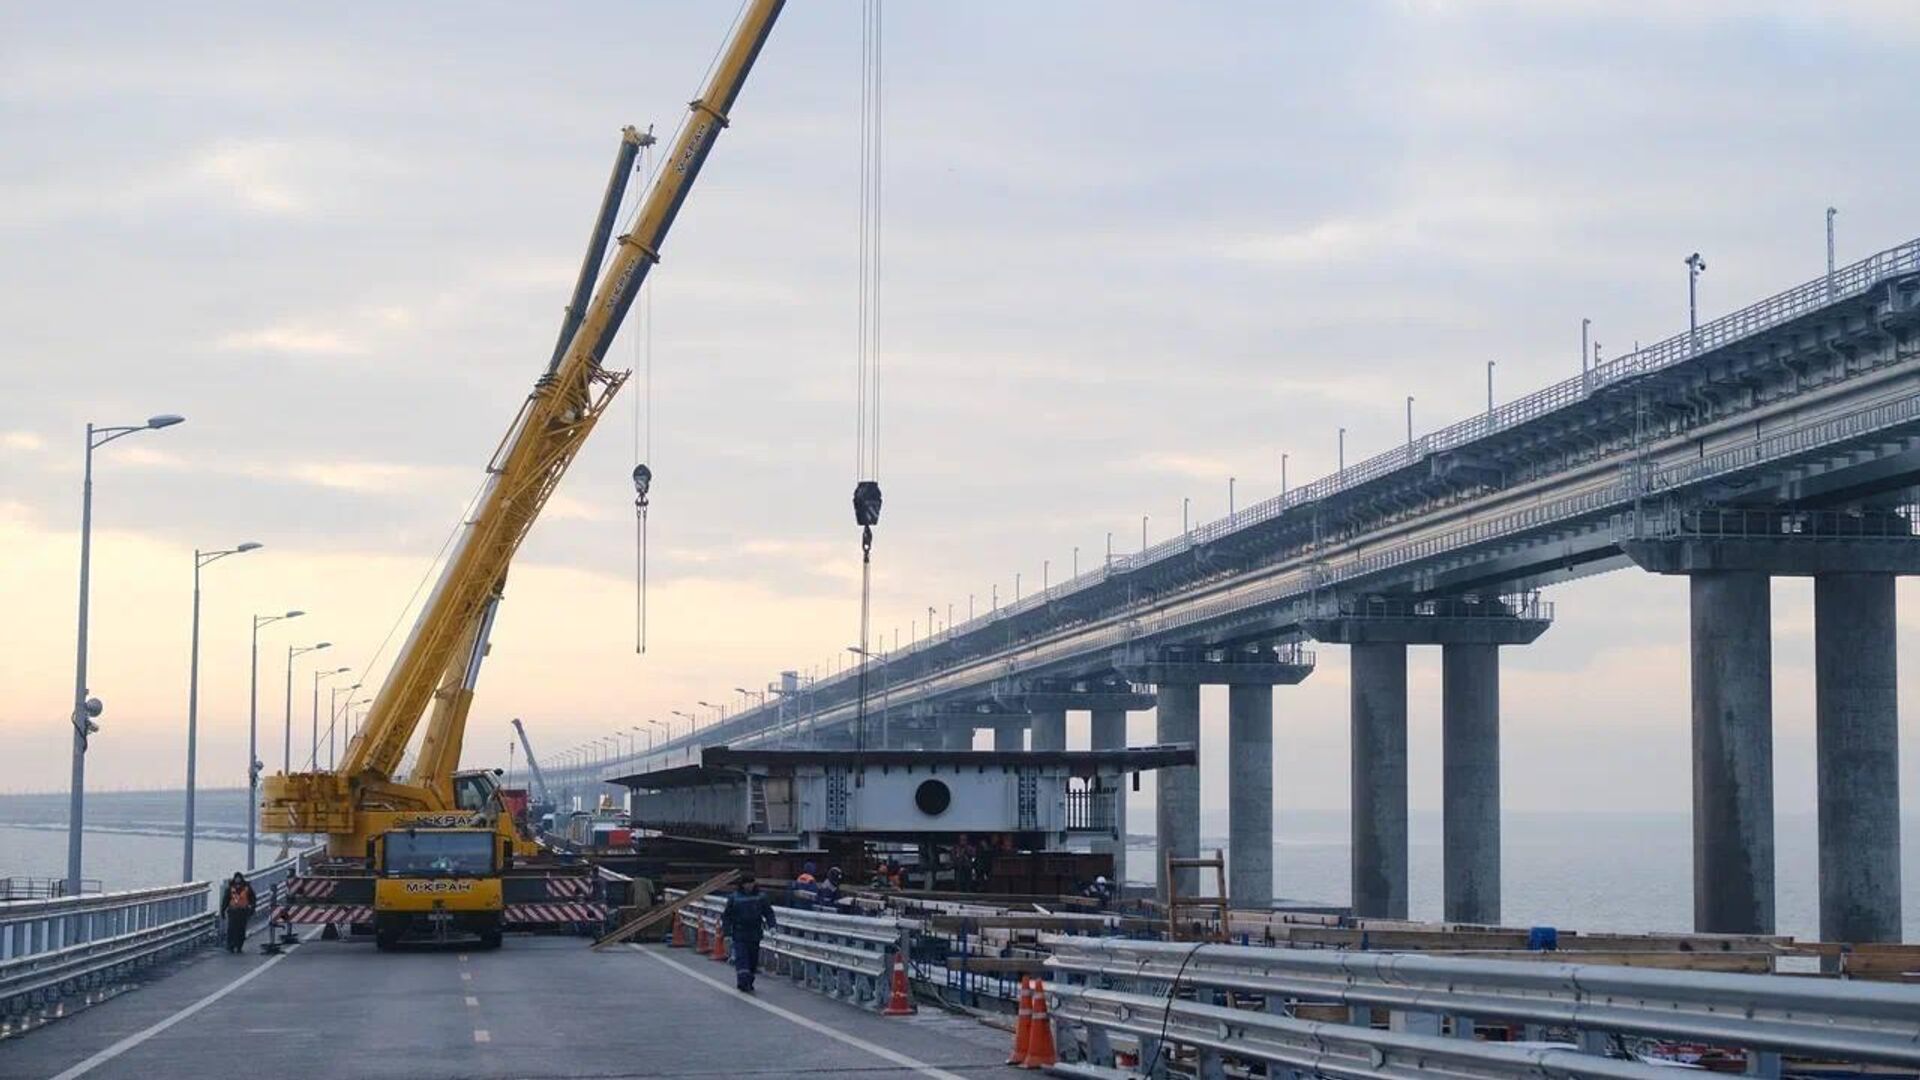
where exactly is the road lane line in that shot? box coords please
[465,995,479,1007]
[473,1029,491,1043]
[51,932,316,1080]
[635,946,969,1080]
[460,971,472,981]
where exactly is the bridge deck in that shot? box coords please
[4,936,1020,1080]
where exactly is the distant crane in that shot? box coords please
[510,718,556,820]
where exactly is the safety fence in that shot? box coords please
[671,892,911,1011]
[0,847,314,1021]
[1040,935,1920,1078]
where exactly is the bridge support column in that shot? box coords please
[1029,710,1067,752]
[1227,684,1274,910]
[1442,643,1500,925]
[1090,708,1129,875]
[1350,642,1410,920]
[1689,571,1776,935]
[1155,682,1202,902]
[1814,573,1903,943]
[1306,599,1550,922]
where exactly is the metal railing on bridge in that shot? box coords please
[1040,935,1920,1077]
[672,891,912,1011]
[0,848,313,1022]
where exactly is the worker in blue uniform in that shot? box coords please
[721,874,778,992]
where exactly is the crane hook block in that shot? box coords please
[853,480,883,527]
[632,463,653,508]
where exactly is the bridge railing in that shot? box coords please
[673,892,910,1010]
[1041,935,1920,1074]
[0,881,214,1018]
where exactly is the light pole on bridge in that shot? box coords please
[67,413,185,895]
[284,642,331,774]
[1686,251,1707,354]
[312,666,349,769]
[183,540,261,883]
[248,610,304,871]
[1826,206,1838,297]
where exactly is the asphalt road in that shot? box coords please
[1,935,1027,1079]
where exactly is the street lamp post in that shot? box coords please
[1826,206,1837,297]
[183,540,261,881]
[1337,427,1346,473]
[312,666,349,769]
[285,642,332,773]
[1141,514,1148,552]
[249,610,304,870]
[67,413,184,895]
[328,683,361,769]
[1686,252,1707,353]
[1281,453,1289,500]
[1182,496,1190,534]
[1405,398,1414,448]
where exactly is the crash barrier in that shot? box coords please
[668,890,913,1012]
[0,880,212,1018]
[1042,935,1920,1076]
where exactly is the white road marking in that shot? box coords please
[51,932,317,1080]
[473,1029,491,1043]
[635,947,969,1080]
[460,971,472,982]
[465,995,479,1007]
[459,954,469,962]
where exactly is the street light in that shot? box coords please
[183,540,261,882]
[248,610,304,870]
[1826,206,1837,297]
[312,666,349,769]
[1486,360,1496,415]
[68,413,185,895]
[1685,252,1707,353]
[1228,476,1236,519]
[1281,452,1289,500]
[285,642,332,773]
[1337,427,1346,473]
[1182,496,1190,534]
[328,683,361,769]
[1141,514,1148,552]
[1405,398,1414,448]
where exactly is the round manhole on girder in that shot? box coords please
[914,778,952,816]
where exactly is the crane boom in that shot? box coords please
[261,0,786,849]
[510,718,554,810]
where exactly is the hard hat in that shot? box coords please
[1095,875,1108,885]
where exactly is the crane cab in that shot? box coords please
[371,827,506,950]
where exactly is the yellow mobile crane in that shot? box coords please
[260,0,786,949]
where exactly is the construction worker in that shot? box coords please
[815,866,844,909]
[720,874,777,992]
[790,861,819,909]
[217,872,255,953]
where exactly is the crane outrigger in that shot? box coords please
[259,0,786,948]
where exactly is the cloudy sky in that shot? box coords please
[2,2,1917,837]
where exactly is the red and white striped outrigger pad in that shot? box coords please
[286,878,340,899]
[504,903,607,924]
[543,878,595,898]
[279,905,371,925]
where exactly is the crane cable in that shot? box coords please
[632,133,658,655]
[851,0,885,759]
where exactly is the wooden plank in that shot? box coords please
[590,868,740,949]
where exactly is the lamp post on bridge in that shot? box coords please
[183,540,261,883]
[1826,206,1837,297]
[1337,427,1346,473]
[67,413,186,895]
[1405,397,1414,448]
[312,666,349,769]
[1686,252,1707,354]
[1281,452,1289,500]
[328,683,362,769]
[284,641,331,774]
[1486,360,1496,416]
[248,610,304,871]
[1182,496,1190,534]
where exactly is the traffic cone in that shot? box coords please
[881,952,915,1015]
[1005,978,1034,1065]
[695,919,709,953]
[1021,981,1058,1069]
[670,912,687,948]
[709,922,729,962]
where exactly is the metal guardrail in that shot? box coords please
[1042,936,1920,1072]
[673,892,909,1010]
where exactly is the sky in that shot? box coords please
[2,2,1918,835]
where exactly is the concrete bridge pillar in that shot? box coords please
[1689,571,1776,934]
[1349,642,1410,920]
[1153,682,1202,902]
[1227,684,1275,909]
[1442,643,1501,925]
[1814,572,1903,943]
[1306,600,1550,922]
[1029,709,1067,752]
[1089,707,1129,874]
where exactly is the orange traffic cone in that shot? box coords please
[1021,981,1058,1069]
[881,953,915,1015]
[694,919,709,953]
[709,922,729,962]
[671,912,687,948]
[1006,978,1034,1065]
